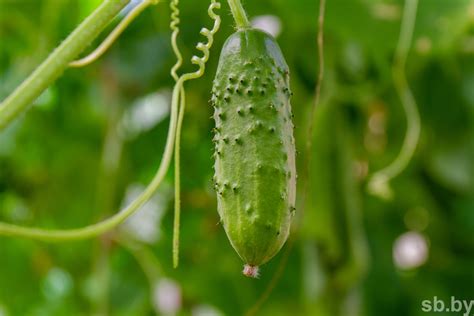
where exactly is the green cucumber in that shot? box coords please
[210,28,296,277]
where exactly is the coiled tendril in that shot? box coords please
[170,0,221,268]
[170,0,183,81]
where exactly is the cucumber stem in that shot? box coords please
[227,0,250,29]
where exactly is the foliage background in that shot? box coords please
[0,0,473,315]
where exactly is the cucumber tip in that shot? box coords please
[243,264,259,278]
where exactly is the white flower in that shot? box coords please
[393,231,429,270]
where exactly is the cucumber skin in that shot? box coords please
[211,29,296,266]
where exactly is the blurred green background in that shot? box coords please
[0,0,473,315]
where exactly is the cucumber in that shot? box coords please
[210,28,296,277]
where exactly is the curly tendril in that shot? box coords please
[171,0,221,268]
[170,0,183,81]
[180,1,221,81]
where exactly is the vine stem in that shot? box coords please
[227,0,250,29]
[116,235,162,285]
[367,0,420,199]
[0,79,181,241]
[0,0,130,131]
[170,0,184,269]
[173,88,185,268]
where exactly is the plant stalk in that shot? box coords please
[0,0,129,131]
[227,0,250,29]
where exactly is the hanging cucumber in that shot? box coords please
[210,28,296,277]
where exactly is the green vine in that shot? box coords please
[169,0,186,269]
[0,1,221,251]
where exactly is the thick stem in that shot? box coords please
[227,0,250,29]
[0,0,130,130]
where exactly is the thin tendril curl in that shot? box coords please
[171,0,221,268]
[170,0,183,81]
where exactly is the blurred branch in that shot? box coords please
[0,0,129,130]
[302,0,326,218]
[90,64,123,315]
[91,237,113,315]
[368,0,420,199]
[115,235,162,285]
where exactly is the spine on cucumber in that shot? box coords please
[211,28,296,277]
